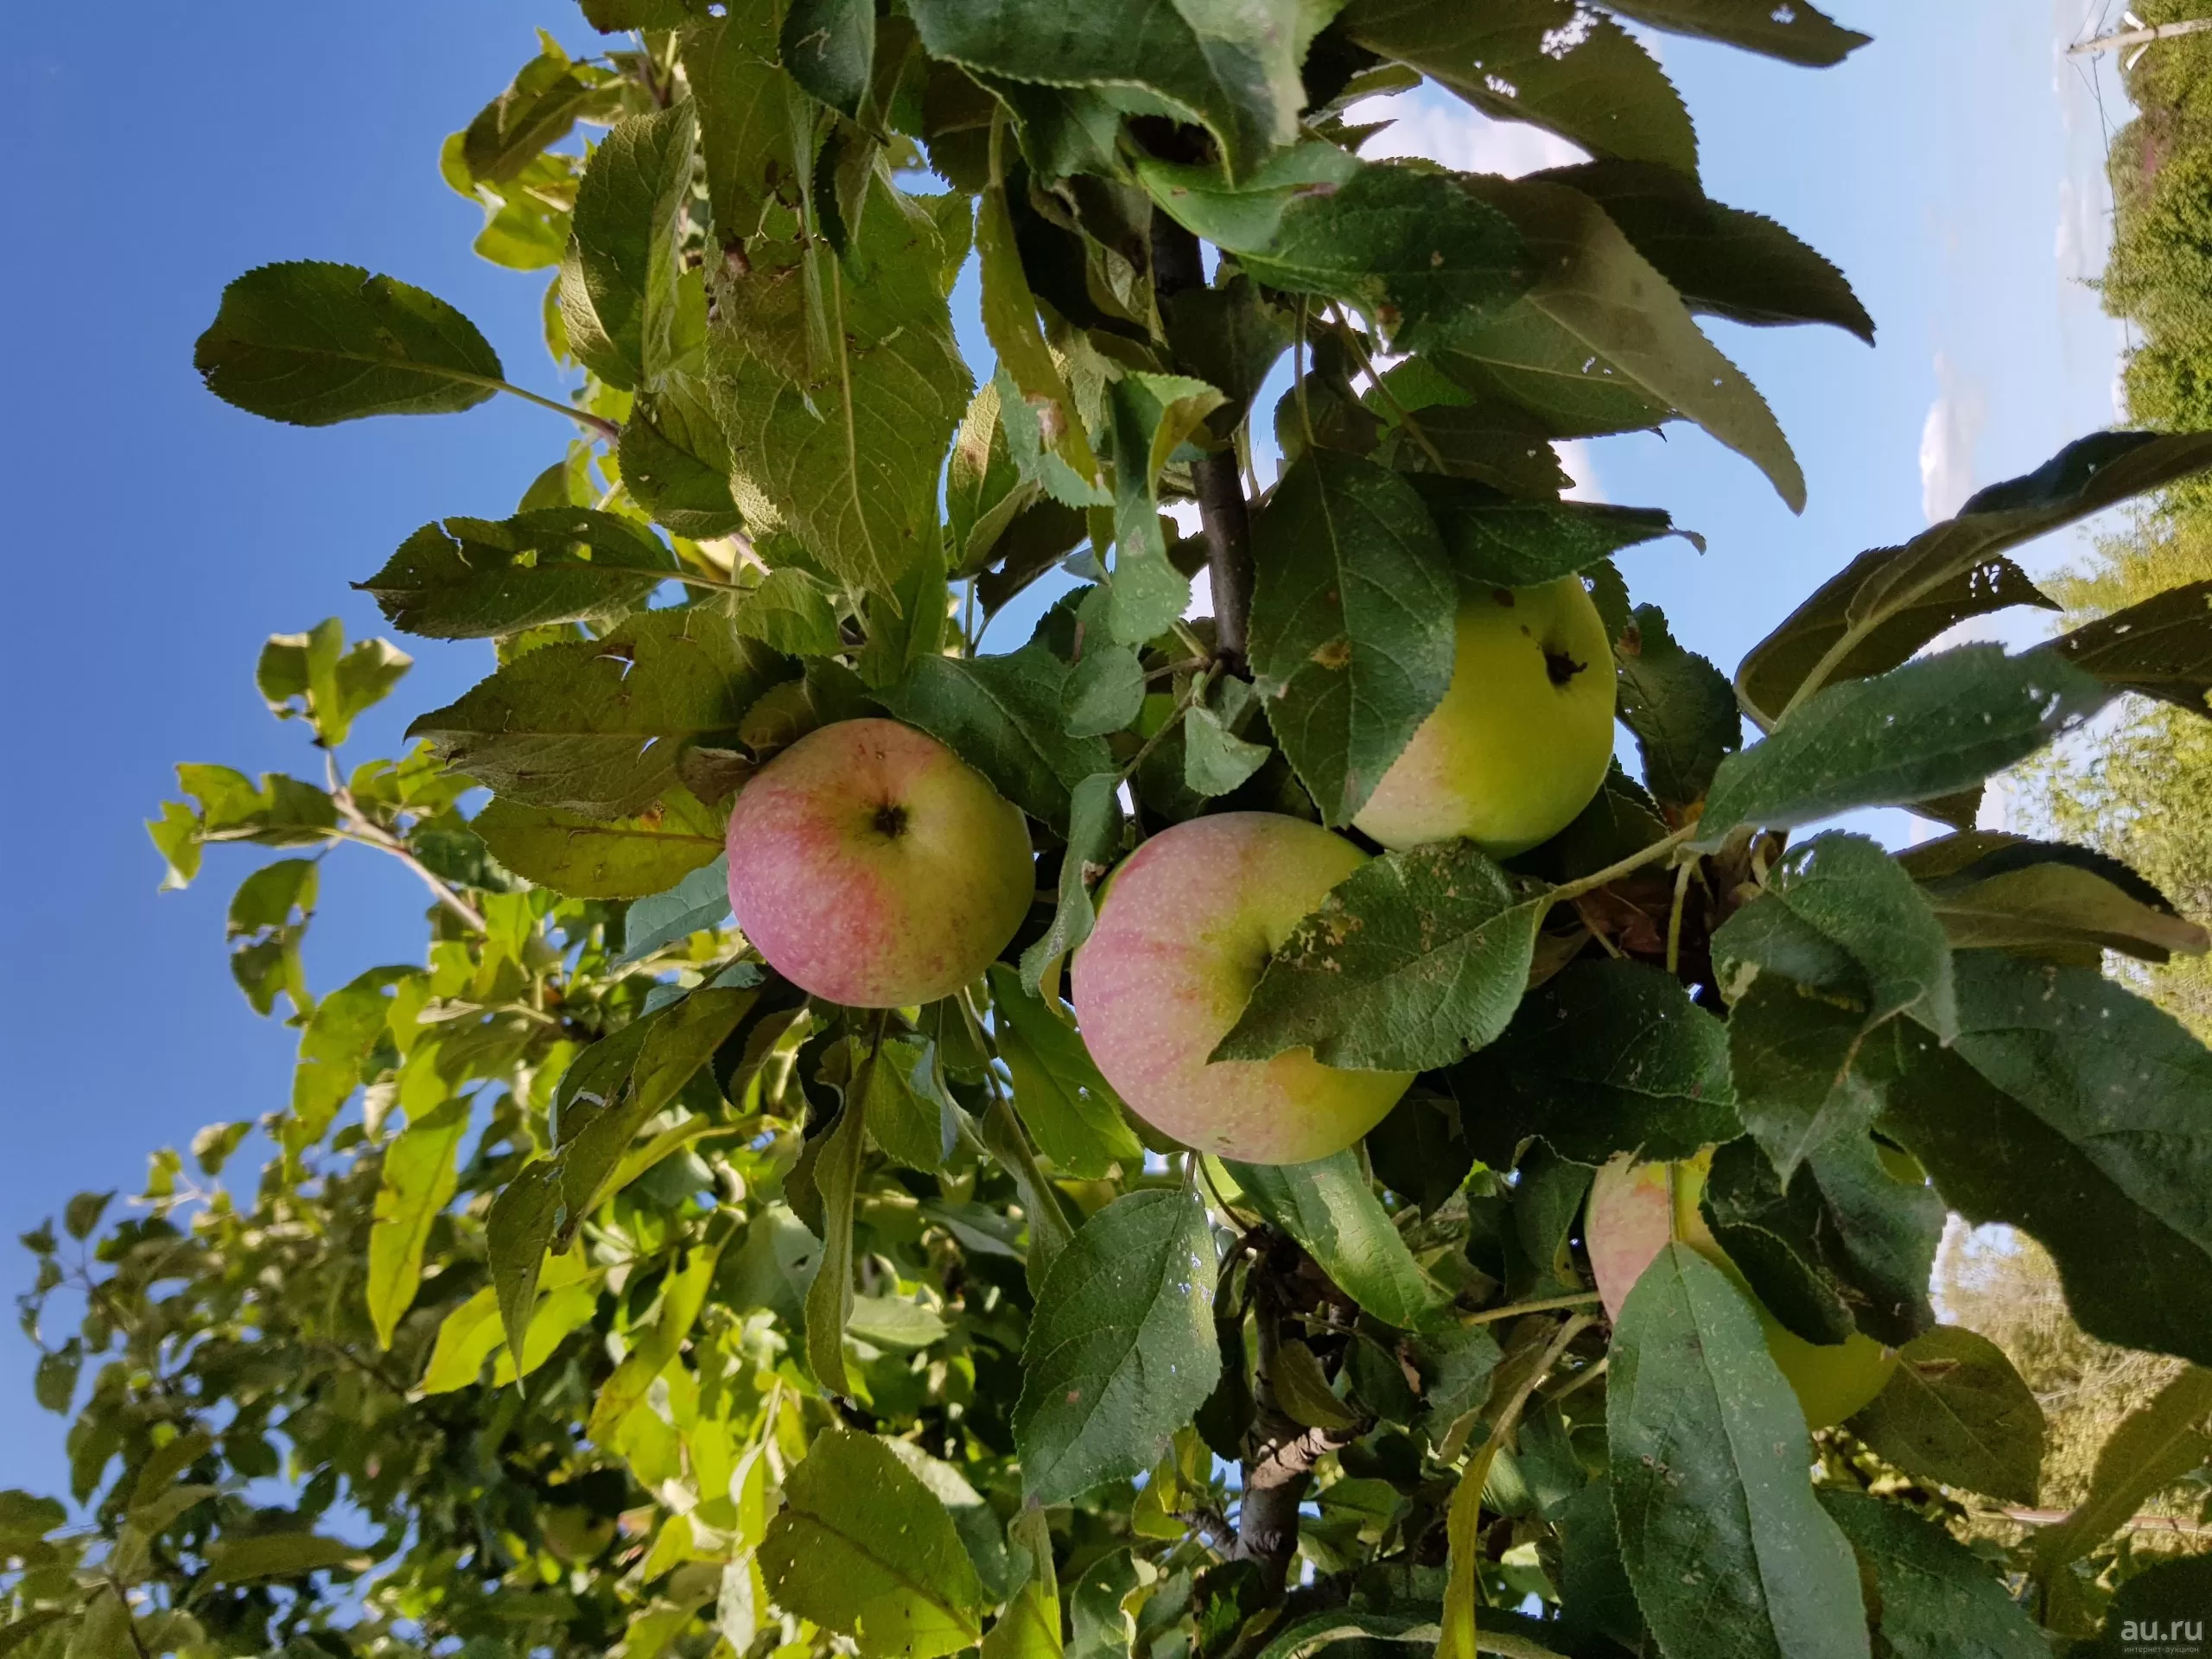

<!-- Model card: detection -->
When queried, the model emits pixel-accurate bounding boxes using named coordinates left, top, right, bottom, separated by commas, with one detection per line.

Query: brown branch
left=1150, top=214, right=1255, bottom=671
left=1226, top=1236, right=1357, bottom=1592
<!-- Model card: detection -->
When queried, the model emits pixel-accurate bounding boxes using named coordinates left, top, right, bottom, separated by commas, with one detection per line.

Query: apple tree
left=14, top=3, right=2212, bottom=1656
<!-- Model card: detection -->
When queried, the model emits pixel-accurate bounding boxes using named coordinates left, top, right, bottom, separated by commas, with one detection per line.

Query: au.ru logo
left=2121, top=1618, right=2209, bottom=1656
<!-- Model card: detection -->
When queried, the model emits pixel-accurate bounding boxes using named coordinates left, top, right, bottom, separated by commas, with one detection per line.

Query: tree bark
left=1149, top=213, right=1255, bottom=671
left=1227, top=1242, right=1353, bottom=1593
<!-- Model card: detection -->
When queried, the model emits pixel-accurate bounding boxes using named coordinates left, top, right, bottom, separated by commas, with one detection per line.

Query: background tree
left=10, top=5, right=2212, bottom=1659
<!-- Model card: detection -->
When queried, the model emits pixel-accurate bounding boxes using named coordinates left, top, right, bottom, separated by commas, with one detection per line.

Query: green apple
left=1585, top=1149, right=1898, bottom=1429
left=1353, top=576, right=1616, bottom=856
left=724, top=717, right=1033, bottom=1007
left=1071, top=812, right=1414, bottom=1164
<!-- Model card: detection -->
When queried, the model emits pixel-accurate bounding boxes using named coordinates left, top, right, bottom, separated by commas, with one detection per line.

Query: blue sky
left=0, top=3, right=2137, bottom=1494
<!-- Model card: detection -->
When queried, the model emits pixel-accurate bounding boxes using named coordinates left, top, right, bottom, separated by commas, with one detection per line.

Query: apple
left=1585, top=1149, right=1898, bottom=1428
left=1353, top=576, right=1616, bottom=857
left=1071, top=812, right=1414, bottom=1165
left=724, top=717, right=1033, bottom=1007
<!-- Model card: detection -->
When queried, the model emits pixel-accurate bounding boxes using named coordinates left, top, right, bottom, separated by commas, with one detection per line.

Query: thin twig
left=321, top=752, right=486, bottom=931
left=1462, top=1291, right=1603, bottom=1326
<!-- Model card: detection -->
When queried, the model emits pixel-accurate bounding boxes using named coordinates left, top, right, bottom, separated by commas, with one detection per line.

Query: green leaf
left=911, top=0, right=1313, bottom=180
left=1064, top=646, right=1147, bottom=740
left=982, top=1507, right=1064, bottom=1659
left=1182, top=680, right=1272, bottom=798
left=1462, top=958, right=1739, bottom=1169
left=1608, top=1244, right=1870, bottom=1659
left=33, top=1344, right=79, bottom=1414
left=1251, top=1613, right=1439, bottom=1659
left=558, top=987, right=757, bottom=1228
left=1141, top=151, right=1531, bottom=353
left=1738, top=431, right=2212, bottom=726
left=194, top=262, right=505, bottom=426
left=976, top=155, right=1100, bottom=509
left=709, top=172, right=971, bottom=592
left=1719, top=834, right=1957, bottom=1038
left=948, top=384, right=1033, bottom=575
left=1878, top=1029, right=2212, bottom=1367
left=856, top=539, right=953, bottom=692
left=1815, top=1491, right=2045, bottom=1659
left=256, top=617, right=412, bottom=747
left=782, top=0, right=874, bottom=118
left=1102, top=374, right=1217, bottom=642
left=560, top=104, right=696, bottom=391
left=885, top=641, right=1111, bottom=831
left=1213, top=839, right=1543, bottom=1072
left=1596, top=0, right=1870, bottom=67
left=1724, top=976, right=1884, bottom=1180
left=1248, top=450, right=1459, bottom=826
left=472, top=789, right=727, bottom=899
left=1410, top=477, right=1680, bottom=589
left=1449, top=176, right=1804, bottom=510
left=1615, top=603, right=1741, bottom=808
left=200, top=1534, right=373, bottom=1584
left=1904, top=836, right=2210, bottom=963
left=683, top=11, right=802, bottom=237
left=366, top=1096, right=468, bottom=1350
left=0, top=1492, right=64, bottom=1551
left=623, top=379, right=747, bottom=538
left=858, top=1039, right=953, bottom=1172
left=458, top=43, right=618, bottom=185
left=804, top=1092, right=868, bottom=1398
left=989, top=967, right=1143, bottom=1179
left=1694, top=647, right=2109, bottom=849
left=759, top=1428, right=987, bottom=1658
left=1700, top=1133, right=1942, bottom=1346
left=411, top=607, right=785, bottom=819
left=485, top=1161, right=567, bottom=1381
left=849, top=1295, right=951, bottom=1354
left=2028, top=1365, right=2212, bottom=1573
left=617, top=855, right=732, bottom=965
left=1019, top=772, right=1124, bottom=994
left=358, top=509, right=675, bottom=639
left=1015, top=1188, right=1220, bottom=1504
left=1220, top=1154, right=1449, bottom=1330
left=734, top=567, right=843, bottom=658
left=1950, top=952, right=2212, bottom=1274
left=2045, top=576, right=2212, bottom=711
left=1845, top=1326, right=2044, bottom=1506
left=589, top=1243, right=721, bottom=1440
left=1343, top=0, right=1696, bottom=175
left=1535, top=160, right=1873, bottom=340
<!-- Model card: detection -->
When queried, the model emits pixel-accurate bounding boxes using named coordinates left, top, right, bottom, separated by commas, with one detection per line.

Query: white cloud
left=1918, top=353, right=1986, bottom=523
left=1345, top=88, right=1587, bottom=178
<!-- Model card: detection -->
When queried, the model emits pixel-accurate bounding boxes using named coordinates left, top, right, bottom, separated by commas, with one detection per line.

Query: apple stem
left=1149, top=216, right=1255, bottom=671
left=1544, top=823, right=1699, bottom=911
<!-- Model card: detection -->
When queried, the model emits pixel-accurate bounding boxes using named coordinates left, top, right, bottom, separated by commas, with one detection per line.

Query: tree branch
left=1228, top=1235, right=1354, bottom=1592
left=1150, top=214, right=1255, bottom=670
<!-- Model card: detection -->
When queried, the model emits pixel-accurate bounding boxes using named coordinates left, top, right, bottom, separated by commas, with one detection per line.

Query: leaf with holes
left=358, top=509, right=675, bottom=639
left=1695, top=647, right=2109, bottom=849
left=1215, top=839, right=1543, bottom=1072
left=410, top=607, right=784, bottom=819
